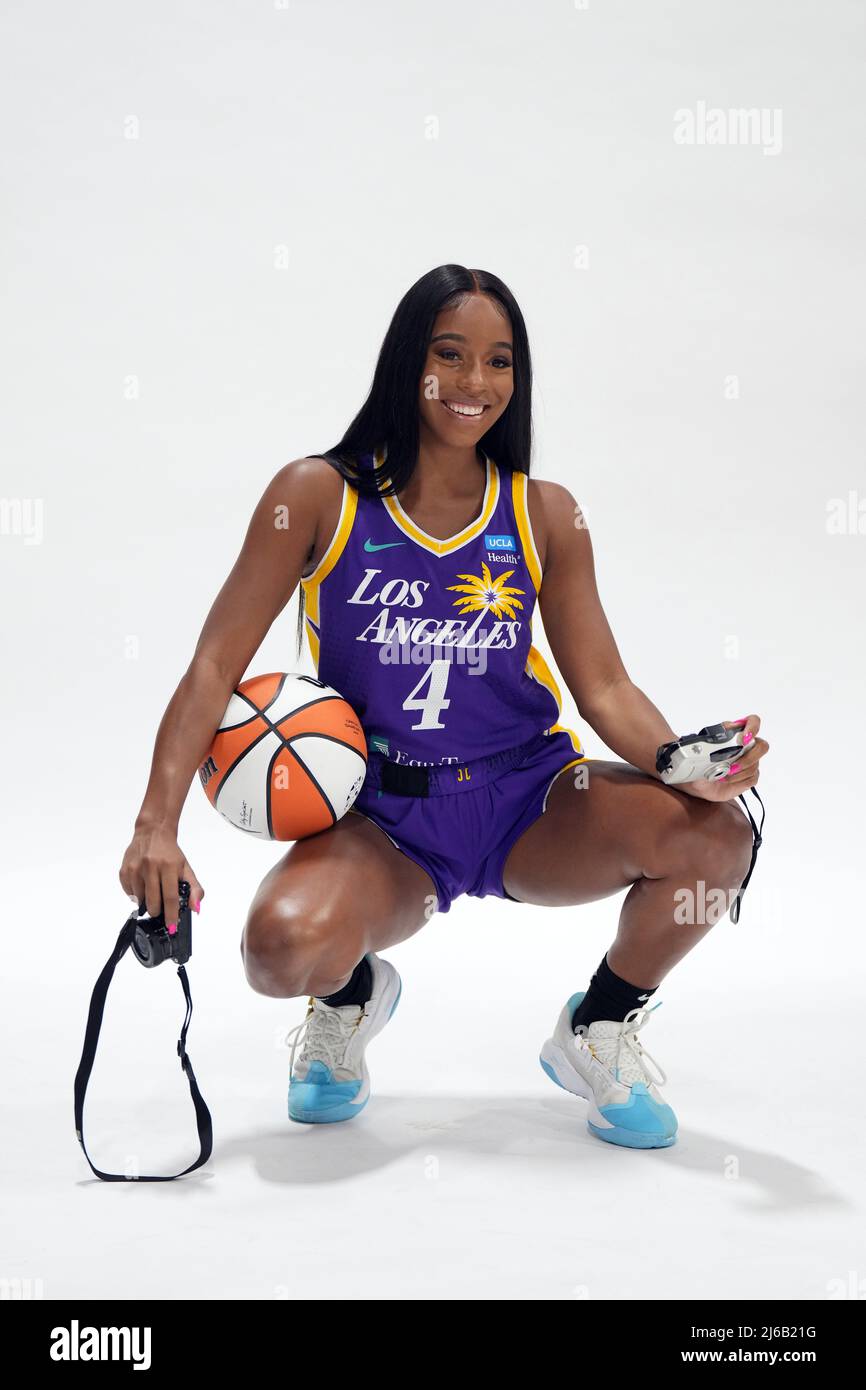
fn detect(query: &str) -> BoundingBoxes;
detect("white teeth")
[444,401,485,416]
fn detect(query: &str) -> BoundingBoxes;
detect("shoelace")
[284,996,366,1076]
[578,1003,668,1088]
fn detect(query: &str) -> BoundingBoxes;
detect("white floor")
[5,843,863,1302]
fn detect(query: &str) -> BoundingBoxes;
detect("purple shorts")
[348,729,587,914]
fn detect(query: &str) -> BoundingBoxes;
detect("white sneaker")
[540,990,678,1148]
[285,952,401,1124]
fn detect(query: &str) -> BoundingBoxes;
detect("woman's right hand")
[119,823,204,928]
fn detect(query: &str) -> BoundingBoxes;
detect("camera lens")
[132,924,153,965]
[132,922,172,968]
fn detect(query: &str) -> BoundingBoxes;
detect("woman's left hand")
[680,715,770,802]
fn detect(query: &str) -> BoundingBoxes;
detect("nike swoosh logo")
[364,538,406,551]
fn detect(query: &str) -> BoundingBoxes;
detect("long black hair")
[296,264,534,660]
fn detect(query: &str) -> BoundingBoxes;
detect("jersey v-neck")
[374,443,500,557]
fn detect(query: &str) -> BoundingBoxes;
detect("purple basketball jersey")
[300,446,584,769]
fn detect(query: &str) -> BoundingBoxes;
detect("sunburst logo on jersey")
[446,562,525,643]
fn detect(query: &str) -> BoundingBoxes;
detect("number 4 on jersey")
[403,660,452,731]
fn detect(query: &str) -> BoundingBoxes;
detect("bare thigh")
[239,809,437,998]
[502,758,753,907]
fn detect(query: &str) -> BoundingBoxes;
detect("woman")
[120,264,768,1151]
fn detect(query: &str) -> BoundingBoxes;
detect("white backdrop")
[2,0,864,1301]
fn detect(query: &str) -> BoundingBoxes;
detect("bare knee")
[240,899,362,999]
[650,788,754,885]
[681,797,755,887]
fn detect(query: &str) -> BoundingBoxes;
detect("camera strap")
[73,913,213,1182]
[730,787,766,924]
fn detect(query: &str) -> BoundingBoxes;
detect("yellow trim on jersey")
[525,645,585,756]
[376,445,500,556]
[300,474,359,667]
[526,643,562,709]
[305,621,320,669]
[511,470,543,593]
[516,476,585,753]
[545,726,586,758]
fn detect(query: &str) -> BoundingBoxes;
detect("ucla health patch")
[484,533,516,551]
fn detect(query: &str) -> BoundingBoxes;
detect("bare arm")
[531,480,677,778]
[120,455,339,923]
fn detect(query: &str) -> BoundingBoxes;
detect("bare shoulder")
[524,476,587,578]
[265,455,350,578]
[267,453,346,500]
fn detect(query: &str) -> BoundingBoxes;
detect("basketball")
[198,672,367,841]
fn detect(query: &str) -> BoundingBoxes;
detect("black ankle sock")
[316,956,373,1009]
[571,954,658,1032]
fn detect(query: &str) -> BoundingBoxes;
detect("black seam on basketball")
[284,733,367,803]
[284,731,367,757]
[212,691,361,832]
[265,743,281,839]
[215,700,358,800]
[228,678,327,729]
[259,671,289,718]
[263,693,342,735]
[275,741,338,829]
[223,690,341,740]
[218,691,266,732]
[260,671,326,715]
[213,725,275,808]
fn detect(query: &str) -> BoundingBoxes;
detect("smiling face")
[418,293,514,448]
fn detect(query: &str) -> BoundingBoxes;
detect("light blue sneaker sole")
[540,1044,677,1150]
[288,979,402,1124]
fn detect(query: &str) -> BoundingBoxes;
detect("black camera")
[131,879,193,968]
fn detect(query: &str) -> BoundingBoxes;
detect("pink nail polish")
[743,731,753,745]
[167,921,177,935]
[193,901,200,914]
[729,763,741,775]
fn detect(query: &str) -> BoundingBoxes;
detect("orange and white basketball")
[198,672,367,841]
